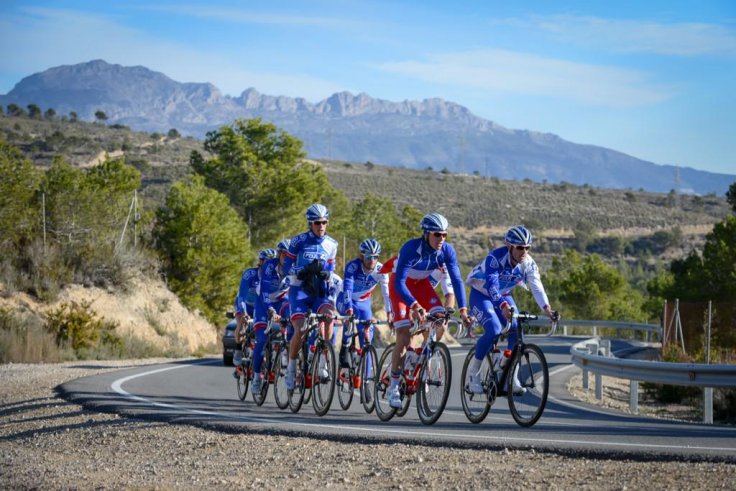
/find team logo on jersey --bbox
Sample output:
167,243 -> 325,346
303,251 -> 325,261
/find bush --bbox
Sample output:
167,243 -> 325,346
45,300 -> 119,354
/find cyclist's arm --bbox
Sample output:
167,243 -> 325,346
525,259 -> 552,315
342,261 -> 356,313
376,268 -> 392,315
443,243 -> 467,310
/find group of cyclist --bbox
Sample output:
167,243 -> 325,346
231,202 -> 556,414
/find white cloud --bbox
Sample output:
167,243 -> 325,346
519,15 -> 736,56
378,49 -> 675,107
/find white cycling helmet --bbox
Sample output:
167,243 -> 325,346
305,203 -> 329,222
504,226 -> 533,246
359,238 -> 381,256
276,238 -> 291,252
420,213 -> 449,233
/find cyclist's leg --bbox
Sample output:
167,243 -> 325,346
470,290 -> 503,362
354,300 -> 374,376
287,287 -> 310,387
494,296 -> 519,350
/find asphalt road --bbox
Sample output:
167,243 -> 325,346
58,336 -> 736,461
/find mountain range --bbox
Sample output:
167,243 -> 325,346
1,59 -> 732,195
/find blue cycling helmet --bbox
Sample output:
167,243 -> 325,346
504,226 -> 533,246
258,248 -> 278,260
420,213 -> 449,233
305,203 -> 329,222
276,238 -> 291,252
359,238 -> 381,256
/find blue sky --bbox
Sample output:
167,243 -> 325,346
1,0 -> 735,175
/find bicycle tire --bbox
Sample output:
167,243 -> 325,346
446,320 -> 465,340
288,348 -> 308,413
252,342 -> 272,406
360,345 -> 377,414
312,341 -> 336,416
507,343 -> 549,427
236,367 -> 249,401
336,358 -> 354,411
416,342 -> 452,425
460,347 -> 494,423
373,343 -> 398,421
273,342 -> 289,410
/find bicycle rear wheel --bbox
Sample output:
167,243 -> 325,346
252,343 -> 272,406
507,343 -> 549,427
312,342 -> 336,416
460,347 -> 494,423
373,344 -> 398,421
416,342 -> 452,425
288,349 -> 308,413
360,345 -> 377,414
273,342 -> 289,410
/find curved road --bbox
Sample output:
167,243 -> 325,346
58,336 -> 736,461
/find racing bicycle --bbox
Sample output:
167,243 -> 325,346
460,308 -> 559,427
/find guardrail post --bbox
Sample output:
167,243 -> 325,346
629,380 -> 639,414
595,373 -> 603,401
563,324 -> 568,336
704,388 -> 713,424
582,369 -> 589,390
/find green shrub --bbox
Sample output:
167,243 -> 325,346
45,300 -> 118,354
0,307 -> 71,363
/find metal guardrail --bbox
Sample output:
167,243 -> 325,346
569,335 -> 736,424
527,318 -> 661,339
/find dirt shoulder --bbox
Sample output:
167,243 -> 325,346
2,360 -> 735,490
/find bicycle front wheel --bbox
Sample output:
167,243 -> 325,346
360,345 -> 377,414
288,349 -> 308,413
312,342 -> 336,416
460,347 -> 494,424
373,344 -> 398,421
416,342 -> 452,425
507,343 -> 549,427
273,342 -> 289,410
236,366 -> 249,401
252,344 -> 272,406
336,358 -> 354,411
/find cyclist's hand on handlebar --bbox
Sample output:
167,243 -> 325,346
410,304 -> 426,324
459,308 -> 474,328
501,303 -> 512,322
543,305 -> 557,322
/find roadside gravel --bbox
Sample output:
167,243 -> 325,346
2,359 -> 735,490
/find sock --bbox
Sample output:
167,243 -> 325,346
287,359 -> 296,373
468,356 -> 482,376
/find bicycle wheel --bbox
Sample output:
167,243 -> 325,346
360,345 -> 377,414
373,344 -> 398,421
236,366 -> 249,401
312,341 -> 336,416
288,348 -> 308,413
507,343 -> 549,427
252,343 -> 272,406
336,362 -> 354,411
273,342 -> 289,410
416,342 -> 452,425
460,347 -> 494,423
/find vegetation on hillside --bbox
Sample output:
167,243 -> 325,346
1,108 -> 735,370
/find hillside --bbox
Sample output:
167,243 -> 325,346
1,113 -> 731,272
2,60 -> 733,195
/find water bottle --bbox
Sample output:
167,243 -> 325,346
280,348 -> 288,369
500,349 -> 513,369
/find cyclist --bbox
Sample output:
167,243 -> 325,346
336,239 -> 391,402
464,225 -> 556,395
250,240 -> 292,394
233,248 -> 276,376
283,204 -> 339,390
386,212 -> 472,408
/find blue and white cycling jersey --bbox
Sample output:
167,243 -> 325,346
257,258 -> 289,308
394,238 -> 467,309
342,258 -> 391,313
283,230 -> 338,287
234,267 -> 259,317
465,246 -> 549,310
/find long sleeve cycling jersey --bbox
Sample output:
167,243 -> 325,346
234,267 -> 259,315
342,258 -> 391,313
257,258 -> 289,309
380,255 -> 454,297
283,230 -> 338,287
465,246 -> 549,310
393,238 -> 467,309
327,272 -> 343,306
